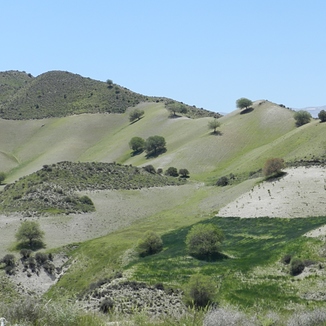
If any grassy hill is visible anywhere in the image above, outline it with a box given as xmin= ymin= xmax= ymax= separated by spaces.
xmin=2 ymin=70 xmax=326 ymax=324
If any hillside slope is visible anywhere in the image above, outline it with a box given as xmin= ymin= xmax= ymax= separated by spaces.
xmin=2 ymin=100 xmax=325 ymax=184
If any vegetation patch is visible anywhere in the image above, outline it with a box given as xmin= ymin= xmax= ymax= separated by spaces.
xmin=0 ymin=161 xmax=185 ymax=215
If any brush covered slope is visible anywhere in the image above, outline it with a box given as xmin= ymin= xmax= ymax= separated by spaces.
xmin=0 ymin=70 xmax=220 ymax=120
xmin=0 ymin=161 xmax=185 ymax=215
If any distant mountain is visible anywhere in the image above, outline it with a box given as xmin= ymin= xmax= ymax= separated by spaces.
xmin=294 ymin=105 xmax=326 ymax=118
xmin=0 ymin=70 xmax=220 ymax=120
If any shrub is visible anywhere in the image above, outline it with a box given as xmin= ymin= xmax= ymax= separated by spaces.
xmin=99 ymin=298 xmax=114 ymax=314
xmin=43 ymin=261 xmax=55 ymax=274
xmin=145 ymin=135 xmax=166 ymax=156
xmin=263 ymin=158 xmax=285 ymax=177
xmin=157 ymin=168 xmax=163 ymax=174
xmin=186 ymin=223 xmax=224 ymax=259
xmin=20 ymin=249 xmax=33 ymax=259
xmin=129 ymin=136 xmax=145 ymax=153
xmin=187 ymin=274 xmax=215 ymax=307
xmin=35 ymin=252 xmax=48 ymax=265
xmin=216 ymin=176 xmax=228 ymax=186
xmin=143 ymin=165 xmax=156 ymax=174
xmin=294 ymin=110 xmax=312 ymax=127
xmin=281 ymin=254 xmax=292 ymax=265
xmin=207 ymin=119 xmax=221 ymax=134
xmin=1 ymin=254 xmax=15 ymax=267
xmin=290 ymin=258 xmax=305 ymax=276
xmin=80 ymin=195 xmax=93 ymax=205
xmin=129 ymin=109 xmax=144 ymax=122
xmin=179 ymin=168 xmax=190 ymax=178
xmin=28 ymin=256 xmax=37 ymax=270
xmin=0 ymin=172 xmax=5 ymax=184
xmin=318 ymin=109 xmax=326 ymax=122
xmin=136 ymin=231 xmax=163 ymax=257
xmin=165 ymin=167 xmax=179 ymax=177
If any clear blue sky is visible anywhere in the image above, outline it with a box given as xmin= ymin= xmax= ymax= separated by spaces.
xmin=1 ymin=1 xmax=325 ymax=113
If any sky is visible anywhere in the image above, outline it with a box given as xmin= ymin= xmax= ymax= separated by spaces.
xmin=1 ymin=0 xmax=325 ymax=113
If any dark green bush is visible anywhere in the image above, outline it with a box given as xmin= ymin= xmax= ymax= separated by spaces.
xmin=216 ymin=176 xmax=228 ymax=186
xmin=165 ymin=167 xmax=179 ymax=177
xmin=281 ymin=254 xmax=292 ymax=265
xmin=187 ymin=274 xmax=215 ymax=307
xmin=1 ymin=254 xmax=15 ymax=266
xmin=186 ymin=223 xmax=224 ymax=259
xmin=20 ymin=249 xmax=33 ymax=259
xmin=143 ymin=165 xmax=156 ymax=174
xmin=80 ymin=195 xmax=93 ymax=205
xmin=99 ymin=298 xmax=114 ymax=314
xmin=35 ymin=252 xmax=48 ymax=265
xmin=179 ymin=168 xmax=190 ymax=178
xmin=136 ymin=231 xmax=163 ymax=257
xmin=290 ymin=258 xmax=305 ymax=276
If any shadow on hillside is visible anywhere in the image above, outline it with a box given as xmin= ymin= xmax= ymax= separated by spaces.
xmin=131 ymin=149 xmax=144 ymax=156
xmin=240 ymin=107 xmax=254 ymax=115
xmin=210 ymin=131 xmax=223 ymax=136
xmin=129 ymin=117 xmax=144 ymax=125
xmin=145 ymin=148 xmax=167 ymax=159
xmin=192 ymin=251 xmax=230 ymax=262
xmin=265 ymin=171 xmax=288 ymax=182
xmin=16 ymin=240 xmax=46 ymax=251
xmin=168 ymin=114 xmax=183 ymax=119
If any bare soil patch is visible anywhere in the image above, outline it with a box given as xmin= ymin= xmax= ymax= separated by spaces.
xmin=218 ymin=166 xmax=326 ymax=218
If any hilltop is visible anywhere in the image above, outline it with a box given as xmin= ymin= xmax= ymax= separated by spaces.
xmin=0 ymin=70 xmax=220 ymax=120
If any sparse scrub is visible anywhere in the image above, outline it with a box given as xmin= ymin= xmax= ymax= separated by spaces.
xmin=136 ymin=231 xmax=163 ymax=257
xmin=186 ymin=274 xmax=216 ymax=308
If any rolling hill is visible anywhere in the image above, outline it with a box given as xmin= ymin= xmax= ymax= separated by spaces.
xmin=2 ymin=70 xmax=326 ymax=324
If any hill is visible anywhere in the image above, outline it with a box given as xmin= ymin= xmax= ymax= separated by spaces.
xmin=0 ymin=70 xmax=220 ymax=120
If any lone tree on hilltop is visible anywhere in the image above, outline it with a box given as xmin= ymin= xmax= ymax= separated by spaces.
xmin=294 ymin=110 xmax=311 ymax=127
xmin=145 ymin=135 xmax=166 ymax=156
xmin=186 ymin=223 xmax=224 ymax=259
xmin=129 ymin=136 xmax=145 ymax=154
xmin=129 ymin=109 xmax=144 ymax=122
xmin=16 ymin=221 xmax=45 ymax=248
xmin=208 ymin=118 xmax=221 ymax=134
xmin=166 ymin=101 xmax=188 ymax=117
xmin=318 ymin=110 xmax=326 ymax=122
xmin=263 ymin=158 xmax=285 ymax=177
xmin=236 ymin=97 xmax=253 ymax=110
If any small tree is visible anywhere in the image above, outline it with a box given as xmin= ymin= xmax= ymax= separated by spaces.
xmin=136 ymin=231 xmax=163 ymax=257
xmin=129 ymin=136 xmax=145 ymax=153
xmin=236 ymin=98 xmax=253 ymax=110
xmin=166 ymin=102 xmax=188 ymax=117
xmin=186 ymin=223 xmax=224 ymax=259
xmin=263 ymin=158 xmax=285 ymax=177
xmin=208 ymin=119 xmax=221 ymax=134
xmin=145 ymin=135 xmax=166 ymax=156
xmin=179 ymin=168 xmax=190 ymax=178
xmin=0 ymin=172 xmax=5 ymax=185
xmin=165 ymin=167 xmax=179 ymax=177
xmin=294 ymin=110 xmax=311 ymax=127
xmin=106 ymin=79 xmax=113 ymax=87
xmin=187 ymin=274 xmax=215 ymax=307
xmin=1 ymin=254 xmax=15 ymax=267
xmin=129 ymin=109 xmax=144 ymax=122
xmin=318 ymin=110 xmax=326 ymax=122
xmin=15 ymin=221 xmax=45 ymax=248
